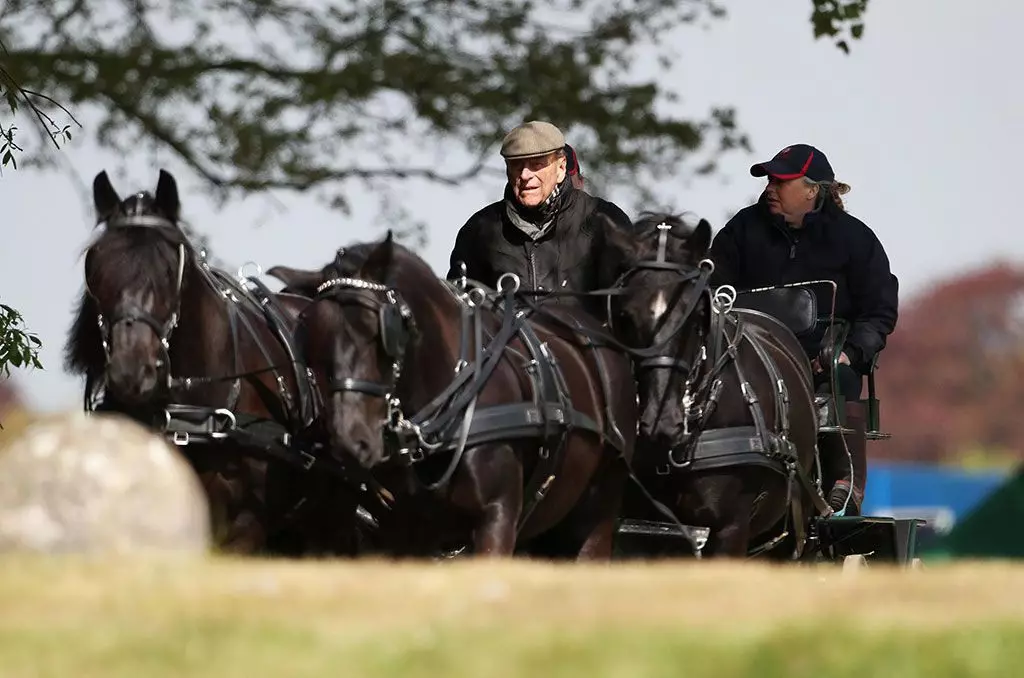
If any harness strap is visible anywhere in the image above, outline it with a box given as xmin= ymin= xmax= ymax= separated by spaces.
xmin=417 ymin=300 xmax=485 ymax=491
xmin=242 ymin=274 xmax=320 ymax=428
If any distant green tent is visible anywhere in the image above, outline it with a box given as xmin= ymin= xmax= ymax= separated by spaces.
xmin=923 ymin=464 xmax=1024 ymax=559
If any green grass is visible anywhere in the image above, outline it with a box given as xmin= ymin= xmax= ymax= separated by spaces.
xmin=1 ymin=556 xmax=1022 ymax=677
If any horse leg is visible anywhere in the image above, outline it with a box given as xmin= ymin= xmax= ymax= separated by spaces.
xmin=680 ymin=473 xmax=756 ymax=559
xmin=573 ymin=449 xmax=628 ymax=561
xmin=451 ymin=443 xmax=522 ymax=557
xmin=704 ymin=493 xmax=754 ymax=558
xmin=201 ymin=452 xmax=268 ymax=555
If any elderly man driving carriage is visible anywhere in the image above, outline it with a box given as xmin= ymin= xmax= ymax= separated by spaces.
xmin=708 ymin=143 xmax=899 ymax=517
xmin=446 ymin=120 xmax=633 ymax=295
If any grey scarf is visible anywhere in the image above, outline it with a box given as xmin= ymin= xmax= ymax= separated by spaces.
xmin=504 ymin=180 xmax=566 ymax=241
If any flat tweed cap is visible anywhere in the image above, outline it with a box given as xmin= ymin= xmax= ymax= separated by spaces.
xmin=500 ymin=121 xmax=566 ymax=160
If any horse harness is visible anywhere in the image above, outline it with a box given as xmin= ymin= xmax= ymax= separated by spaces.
xmin=619 ymin=224 xmax=835 ymax=554
xmin=312 ymin=273 xmax=609 ymax=534
xmin=84 ymin=211 xmax=345 ymax=485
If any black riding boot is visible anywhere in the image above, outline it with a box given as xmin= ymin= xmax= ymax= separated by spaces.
xmin=820 ymin=401 xmax=867 ymax=516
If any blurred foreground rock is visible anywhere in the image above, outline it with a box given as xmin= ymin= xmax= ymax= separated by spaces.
xmin=0 ymin=411 xmax=210 ymax=554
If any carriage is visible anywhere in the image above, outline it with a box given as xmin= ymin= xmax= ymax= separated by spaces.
xmin=612 ymin=278 xmax=927 ymax=568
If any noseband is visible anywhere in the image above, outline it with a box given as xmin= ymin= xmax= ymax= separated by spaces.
xmin=88 ymin=210 xmax=187 ymax=375
xmin=311 ymin=276 xmax=416 ymax=404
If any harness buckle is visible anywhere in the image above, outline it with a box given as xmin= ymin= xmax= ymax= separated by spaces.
xmin=210 ymin=408 xmax=237 ymax=439
xmin=299 ymin=449 xmax=316 ymax=470
xmin=172 ymin=431 xmax=190 ymax=446
xmin=386 ymin=396 xmax=404 ymax=428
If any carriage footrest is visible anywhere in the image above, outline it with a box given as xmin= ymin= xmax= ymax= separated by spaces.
xmin=814 ymin=515 xmax=927 ymax=565
xmin=617 ymin=519 xmax=710 ymax=543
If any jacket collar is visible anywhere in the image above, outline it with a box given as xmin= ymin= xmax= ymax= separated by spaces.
xmin=756 ymin=192 xmax=833 ymax=232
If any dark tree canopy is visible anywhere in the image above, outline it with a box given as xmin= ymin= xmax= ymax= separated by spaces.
xmin=0 ymin=0 xmax=869 ymax=236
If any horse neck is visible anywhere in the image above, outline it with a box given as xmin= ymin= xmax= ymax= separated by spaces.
xmin=390 ymin=264 xmax=464 ymax=410
xmin=168 ymin=264 xmax=234 ymax=382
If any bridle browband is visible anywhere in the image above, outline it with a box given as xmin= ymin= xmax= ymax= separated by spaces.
xmin=310 ymin=276 xmax=416 ymax=402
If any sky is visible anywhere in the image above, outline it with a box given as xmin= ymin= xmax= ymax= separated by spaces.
xmin=2 ymin=0 xmax=1022 ymax=413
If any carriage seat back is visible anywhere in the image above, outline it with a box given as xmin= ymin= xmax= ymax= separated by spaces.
xmin=732 ymin=286 xmax=818 ymax=337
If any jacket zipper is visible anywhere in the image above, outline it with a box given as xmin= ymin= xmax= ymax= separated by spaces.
xmin=775 ymin=222 xmax=798 ymax=260
xmin=528 ymin=244 xmax=538 ymax=289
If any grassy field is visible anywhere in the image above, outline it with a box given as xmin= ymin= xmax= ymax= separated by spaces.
xmin=1 ymin=555 xmax=1023 ymax=678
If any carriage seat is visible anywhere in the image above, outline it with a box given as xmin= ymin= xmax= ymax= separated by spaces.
xmin=732 ymin=286 xmax=818 ymax=337
xmin=727 ymin=283 xmax=889 ymax=441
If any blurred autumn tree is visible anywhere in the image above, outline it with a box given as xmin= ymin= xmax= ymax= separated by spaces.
xmin=875 ymin=263 xmax=1024 ymax=465
xmin=0 ymin=0 xmax=870 ymax=243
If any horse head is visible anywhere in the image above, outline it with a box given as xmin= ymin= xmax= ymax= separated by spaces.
xmin=292 ymin=231 xmax=425 ymax=469
xmin=70 ymin=169 xmax=194 ymax=409
xmin=602 ymin=212 xmax=715 ymax=449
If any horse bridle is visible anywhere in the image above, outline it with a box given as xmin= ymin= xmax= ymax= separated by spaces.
xmin=609 ymin=221 xmax=715 ymax=378
xmin=87 ymin=210 xmax=187 ymax=375
xmin=310 ymin=276 xmax=416 ymax=405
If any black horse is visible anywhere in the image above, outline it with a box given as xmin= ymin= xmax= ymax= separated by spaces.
xmin=601 ymin=213 xmax=829 ymax=558
xmin=282 ymin=231 xmax=637 ymax=559
xmin=63 ymin=169 xmax=355 ymax=555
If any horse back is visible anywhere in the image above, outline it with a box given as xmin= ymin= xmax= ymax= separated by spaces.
xmin=733 ymin=309 xmax=814 ymax=393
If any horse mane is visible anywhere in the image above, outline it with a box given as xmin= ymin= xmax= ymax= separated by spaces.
xmin=630 ymin=211 xmax=708 ymax=262
xmin=63 ymin=208 xmax=195 ymax=378
xmin=633 ymin=210 xmax=700 ymax=238
xmin=341 ymin=237 xmax=439 ymax=291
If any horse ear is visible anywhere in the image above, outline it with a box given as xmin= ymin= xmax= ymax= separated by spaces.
xmin=358 ymin=230 xmax=395 ymax=283
xmin=688 ymin=218 xmax=712 ymax=260
xmin=266 ymin=265 xmax=326 ymax=296
xmin=154 ymin=169 xmax=181 ymax=221
xmin=92 ymin=171 xmax=121 ymax=223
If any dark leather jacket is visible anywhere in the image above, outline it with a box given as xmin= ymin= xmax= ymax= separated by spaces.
xmin=447 ymin=180 xmax=634 ymax=296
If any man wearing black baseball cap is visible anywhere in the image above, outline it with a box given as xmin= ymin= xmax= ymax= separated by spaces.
xmin=708 ymin=143 xmax=899 ymax=517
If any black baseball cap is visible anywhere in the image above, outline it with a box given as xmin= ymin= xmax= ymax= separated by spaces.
xmin=750 ymin=144 xmax=835 ymax=182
